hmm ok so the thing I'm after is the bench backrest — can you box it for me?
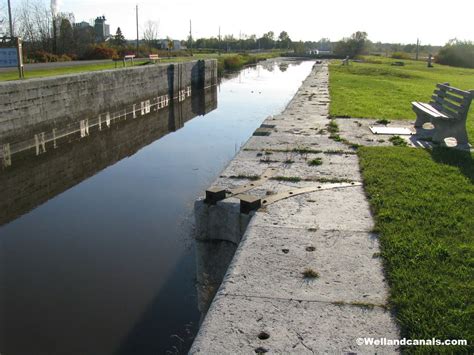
[430,82,474,119]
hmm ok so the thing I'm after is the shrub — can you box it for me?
[84,44,118,60]
[58,54,72,62]
[436,40,474,69]
[391,52,411,60]
[29,50,59,63]
[223,55,244,70]
[65,53,78,61]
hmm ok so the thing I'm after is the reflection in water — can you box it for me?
[0,87,217,227]
[0,59,315,354]
[195,240,237,320]
[279,63,289,72]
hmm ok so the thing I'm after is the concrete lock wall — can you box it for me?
[0,85,217,227]
[0,59,217,150]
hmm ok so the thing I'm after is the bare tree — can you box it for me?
[0,2,7,36]
[15,0,53,51]
[142,20,159,48]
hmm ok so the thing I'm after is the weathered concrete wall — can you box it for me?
[0,85,217,226]
[0,60,217,150]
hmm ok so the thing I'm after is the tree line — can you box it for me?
[1,1,471,68]
[191,31,292,51]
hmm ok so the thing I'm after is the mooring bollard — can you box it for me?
[204,187,227,205]
[238,194,262,214]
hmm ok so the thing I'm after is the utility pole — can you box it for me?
[52,15,57,54]
[7,0,13,36]
[239,30,242,51]
[136,5,139,53]
[189,19,193,55]
[218,26,221,56]
[415,38,419,61]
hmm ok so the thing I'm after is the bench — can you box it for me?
[113,54,135,68]
[123,54,135,66]
[148,54,160,63]
[412,83,474,145]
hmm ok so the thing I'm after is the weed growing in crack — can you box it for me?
[308,158,323,166]
[302,268,320,279]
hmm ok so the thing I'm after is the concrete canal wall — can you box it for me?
[0,84,217,227]
[0,59,217,163]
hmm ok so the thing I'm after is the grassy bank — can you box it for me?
[0,61,151,81]
[0,52,281,82]
[359,146,473,353]
[329,56,474,143]
[216,52,280,75]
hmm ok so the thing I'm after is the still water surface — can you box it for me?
[0,59,314,354]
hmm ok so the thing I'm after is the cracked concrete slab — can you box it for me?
[192,295,398,354]
[218,225,389,305]
[219,150,362,182]
[244,134,348,152]
[334,117,448,149]
[251,186,374,231]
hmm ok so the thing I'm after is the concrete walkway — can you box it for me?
[191,62,399,354]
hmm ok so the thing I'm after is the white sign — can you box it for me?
[0,48,18,67]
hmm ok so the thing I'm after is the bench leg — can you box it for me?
[431,118,469,146]
[414,112,430,128]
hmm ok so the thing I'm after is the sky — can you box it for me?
[10,0,474,45]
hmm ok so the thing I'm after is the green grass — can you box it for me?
[308,158,323,166]
[271,176,302,183]
[0,52,281,82]
[0,61,145,81]
[327,119,340,133]
[329,56,474,143]
[359,146,473,353]
[389,135,408,147]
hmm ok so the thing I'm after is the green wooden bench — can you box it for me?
[412,83,473,145]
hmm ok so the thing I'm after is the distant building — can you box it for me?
[158,39,184,51]
[307,49,333,55]
[74,21,92,29]
[94,16,110,42]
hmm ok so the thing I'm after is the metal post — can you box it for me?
[7,0,13,36]
[189,19,192,56]
[16,38,24,79]
[415,38,419,61]
[52,15,57,54]
[136,5,139,53]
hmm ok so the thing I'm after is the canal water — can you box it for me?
[0,59,314,354]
